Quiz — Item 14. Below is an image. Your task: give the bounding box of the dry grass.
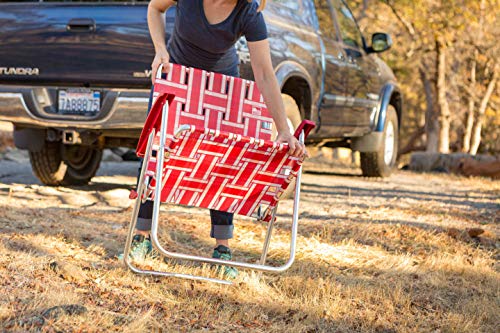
[0,167,498,332]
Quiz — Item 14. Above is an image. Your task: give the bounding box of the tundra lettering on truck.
[0,67,40,76]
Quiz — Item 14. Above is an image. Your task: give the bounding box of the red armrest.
[293,120,316,140]
[136,92,176,157]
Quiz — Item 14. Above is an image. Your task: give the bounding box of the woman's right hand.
[151,49,170,84]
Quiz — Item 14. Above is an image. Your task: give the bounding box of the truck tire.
[29,141,102,186]
[360,105,398,177]
[272,94,302,198]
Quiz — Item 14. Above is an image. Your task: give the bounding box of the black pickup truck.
[0,0,402,185]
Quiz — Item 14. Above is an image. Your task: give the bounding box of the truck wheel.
[272,94,302,198]
[29,141,102,186]
[360,105,398,177]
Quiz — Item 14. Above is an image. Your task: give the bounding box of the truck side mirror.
[368,33,392,53]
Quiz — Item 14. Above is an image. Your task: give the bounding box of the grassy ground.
[0,150,498,331]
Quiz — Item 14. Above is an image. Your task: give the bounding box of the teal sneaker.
[118,234,155,261]
[212,245,239,279]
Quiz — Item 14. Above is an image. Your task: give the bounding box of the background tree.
[350,0,499,157]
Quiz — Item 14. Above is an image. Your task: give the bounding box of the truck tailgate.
[0,3,174,88]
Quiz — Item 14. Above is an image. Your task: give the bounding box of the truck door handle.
[66,18,96,32]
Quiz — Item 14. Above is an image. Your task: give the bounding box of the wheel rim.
[384,121,395,165]
[62,145,95,170]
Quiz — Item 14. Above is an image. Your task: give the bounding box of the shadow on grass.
[0,161,139,186]
[0,190,494,265]
[301,182,498,208]
[300,181,499,224]
[1,202,498,332]
[304,169,363,178]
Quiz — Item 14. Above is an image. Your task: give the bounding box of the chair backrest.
[137,63,275,156]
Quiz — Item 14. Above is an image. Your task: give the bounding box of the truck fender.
[275,61,313,89]
[375,83,398,132]
[13,127,46,152]
[274,61,316,123]
[351,84,398,152]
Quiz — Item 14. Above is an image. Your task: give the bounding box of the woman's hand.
[276,131,308,158]
[151,49,170,84]
[148,0,176,84]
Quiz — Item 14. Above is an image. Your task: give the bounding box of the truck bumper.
[0,85,150,136]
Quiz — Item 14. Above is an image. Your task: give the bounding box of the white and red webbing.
[143,127,302,222]
[135,64,304,222]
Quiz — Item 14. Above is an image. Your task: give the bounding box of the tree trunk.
[462,52,477,152]
[356,0,369,21]
[470,67,498,155]
[398,126,425,156]
[436,36,450,153]
[420,66,438,152]
[384,0,416,58]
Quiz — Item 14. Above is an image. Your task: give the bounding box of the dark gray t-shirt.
[168,0,268,77]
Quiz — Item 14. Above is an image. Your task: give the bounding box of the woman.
[126,0,306,278]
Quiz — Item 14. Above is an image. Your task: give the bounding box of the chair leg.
[123,130,155,271]
[259,203,278,265]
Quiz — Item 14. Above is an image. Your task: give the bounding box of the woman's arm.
[148,0,177,83]
[247,39,306,157]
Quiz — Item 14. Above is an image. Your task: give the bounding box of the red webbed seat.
[124,63,315,284]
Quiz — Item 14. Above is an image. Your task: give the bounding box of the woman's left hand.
[276,132,308,158]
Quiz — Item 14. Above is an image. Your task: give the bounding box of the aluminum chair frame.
[123,65,308,285]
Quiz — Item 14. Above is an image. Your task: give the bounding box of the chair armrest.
[136,92,176,157]
[293,120,316,140]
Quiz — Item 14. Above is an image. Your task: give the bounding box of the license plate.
[58,89,101,115]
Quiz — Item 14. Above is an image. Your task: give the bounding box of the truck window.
[332,0,363,49]
[312,0,337,41]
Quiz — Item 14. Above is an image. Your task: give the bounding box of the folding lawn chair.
[124,63,315,284]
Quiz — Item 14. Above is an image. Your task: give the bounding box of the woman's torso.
[167,0,267,77]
